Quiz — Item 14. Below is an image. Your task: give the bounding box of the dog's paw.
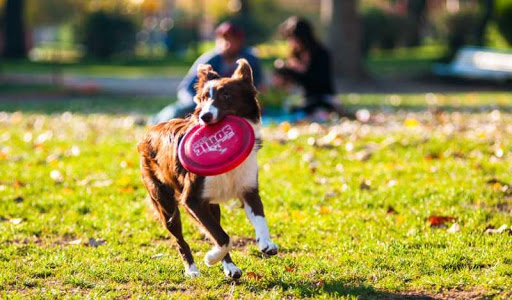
[185,264,201,278]
[204,242,232,266]
[222,262,242,279]
[258,238,278,256]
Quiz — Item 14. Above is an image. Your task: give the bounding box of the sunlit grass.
[1,92,512,298]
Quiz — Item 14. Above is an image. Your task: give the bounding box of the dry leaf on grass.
[447,223,461,233]
[9,218,23,225]
[50,170,64,183]
[428,216,457,227]
[387,206,398,214]
[485,224,511,234]
[360,180,371,191]
[246,272,263,280]
[67,239,83,245]
[87,238,107,247]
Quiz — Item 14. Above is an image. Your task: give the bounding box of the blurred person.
[273,16,343,120]
[149,22,263,124]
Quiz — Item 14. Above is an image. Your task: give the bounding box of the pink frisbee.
[178,115,255,176]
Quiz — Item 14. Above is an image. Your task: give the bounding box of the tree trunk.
[3,0,27,58]
[239,0,249,18]
[321,0,365,80]
[407,0,427,47]
[476,0,494,46]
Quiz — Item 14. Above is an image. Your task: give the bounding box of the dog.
[137,59,278,279]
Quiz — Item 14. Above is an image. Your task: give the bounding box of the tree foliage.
[81,11,137,59]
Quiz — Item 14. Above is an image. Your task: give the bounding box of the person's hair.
[215,21,245,41]
[279,16,319,54]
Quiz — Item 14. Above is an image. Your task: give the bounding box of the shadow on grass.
[265,279,434,299]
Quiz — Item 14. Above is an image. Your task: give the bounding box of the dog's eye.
[220,93,231,100]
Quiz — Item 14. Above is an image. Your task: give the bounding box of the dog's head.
[194,59,260,125]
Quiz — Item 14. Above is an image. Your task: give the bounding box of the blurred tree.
[406,0,426,46]
[25,0,86,27]
[3,0,26,58]
[220,0,289,45]
[495,0,512,45]
[475,0,494,46]
[81,11,137,58]
[322,0,365,79]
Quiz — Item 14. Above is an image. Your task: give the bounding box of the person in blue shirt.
[149,22,263,124]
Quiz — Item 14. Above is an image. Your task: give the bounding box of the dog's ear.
[195,64,220,94]
[231,59,253,85]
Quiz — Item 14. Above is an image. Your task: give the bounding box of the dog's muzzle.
[199,99,218,125]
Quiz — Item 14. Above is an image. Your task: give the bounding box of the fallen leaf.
[279,121,291,133]
[69,146,81,156]
[119,186,134,194]
[387,179,398,187]
[356,109,371,123]
[10,218,23,225]
[13,180,25,189]
[313,280,324,287]
[287,128,300,140]
[68,239,83,245]
[61,187,73,195]
[404,118,419,128]
[355,150,372,162]
[360,180,371,191]
[447,223,461,233]
[324,191,338,199]
[428,216,457,227]
[285,266,296,272]
[319,206,331,215]
[246,272,263,280]
[485,224,510,234]
[87,238,106,247]
[50,170,64,183]
[386,206,397,214]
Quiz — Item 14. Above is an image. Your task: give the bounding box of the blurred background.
[0,0,511,114]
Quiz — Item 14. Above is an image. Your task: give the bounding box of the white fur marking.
[222,261,242,278]
[185,263,200,278]
[199,99,219,125]
[202,120,261,203]
[244,205,278,254]
[204,239,232,266]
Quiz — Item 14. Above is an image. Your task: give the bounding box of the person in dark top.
[273,16,341,117]
[149,22,263,125]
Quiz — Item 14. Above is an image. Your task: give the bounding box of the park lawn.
[1,92,512,299]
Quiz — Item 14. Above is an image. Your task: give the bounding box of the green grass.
[0,58,194,78]
[1,92,512,298]
[366,44,446,77]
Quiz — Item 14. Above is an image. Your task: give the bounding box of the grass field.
[1,92,512,299]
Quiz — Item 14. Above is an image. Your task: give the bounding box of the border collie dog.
[138,59,278,279]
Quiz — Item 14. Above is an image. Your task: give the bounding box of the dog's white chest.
[202,150,258,203]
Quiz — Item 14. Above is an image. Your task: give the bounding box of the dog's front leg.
[242,188,278,255]
[184,198,232,266]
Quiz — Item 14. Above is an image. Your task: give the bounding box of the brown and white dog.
[138,59,278,279]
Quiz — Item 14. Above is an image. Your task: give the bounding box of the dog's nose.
[200,112,213,124]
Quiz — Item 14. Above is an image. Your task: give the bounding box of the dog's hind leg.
[210,204,242,279]
[242,188,278,256]
[184,198,232,267]
[141,159,199,277]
